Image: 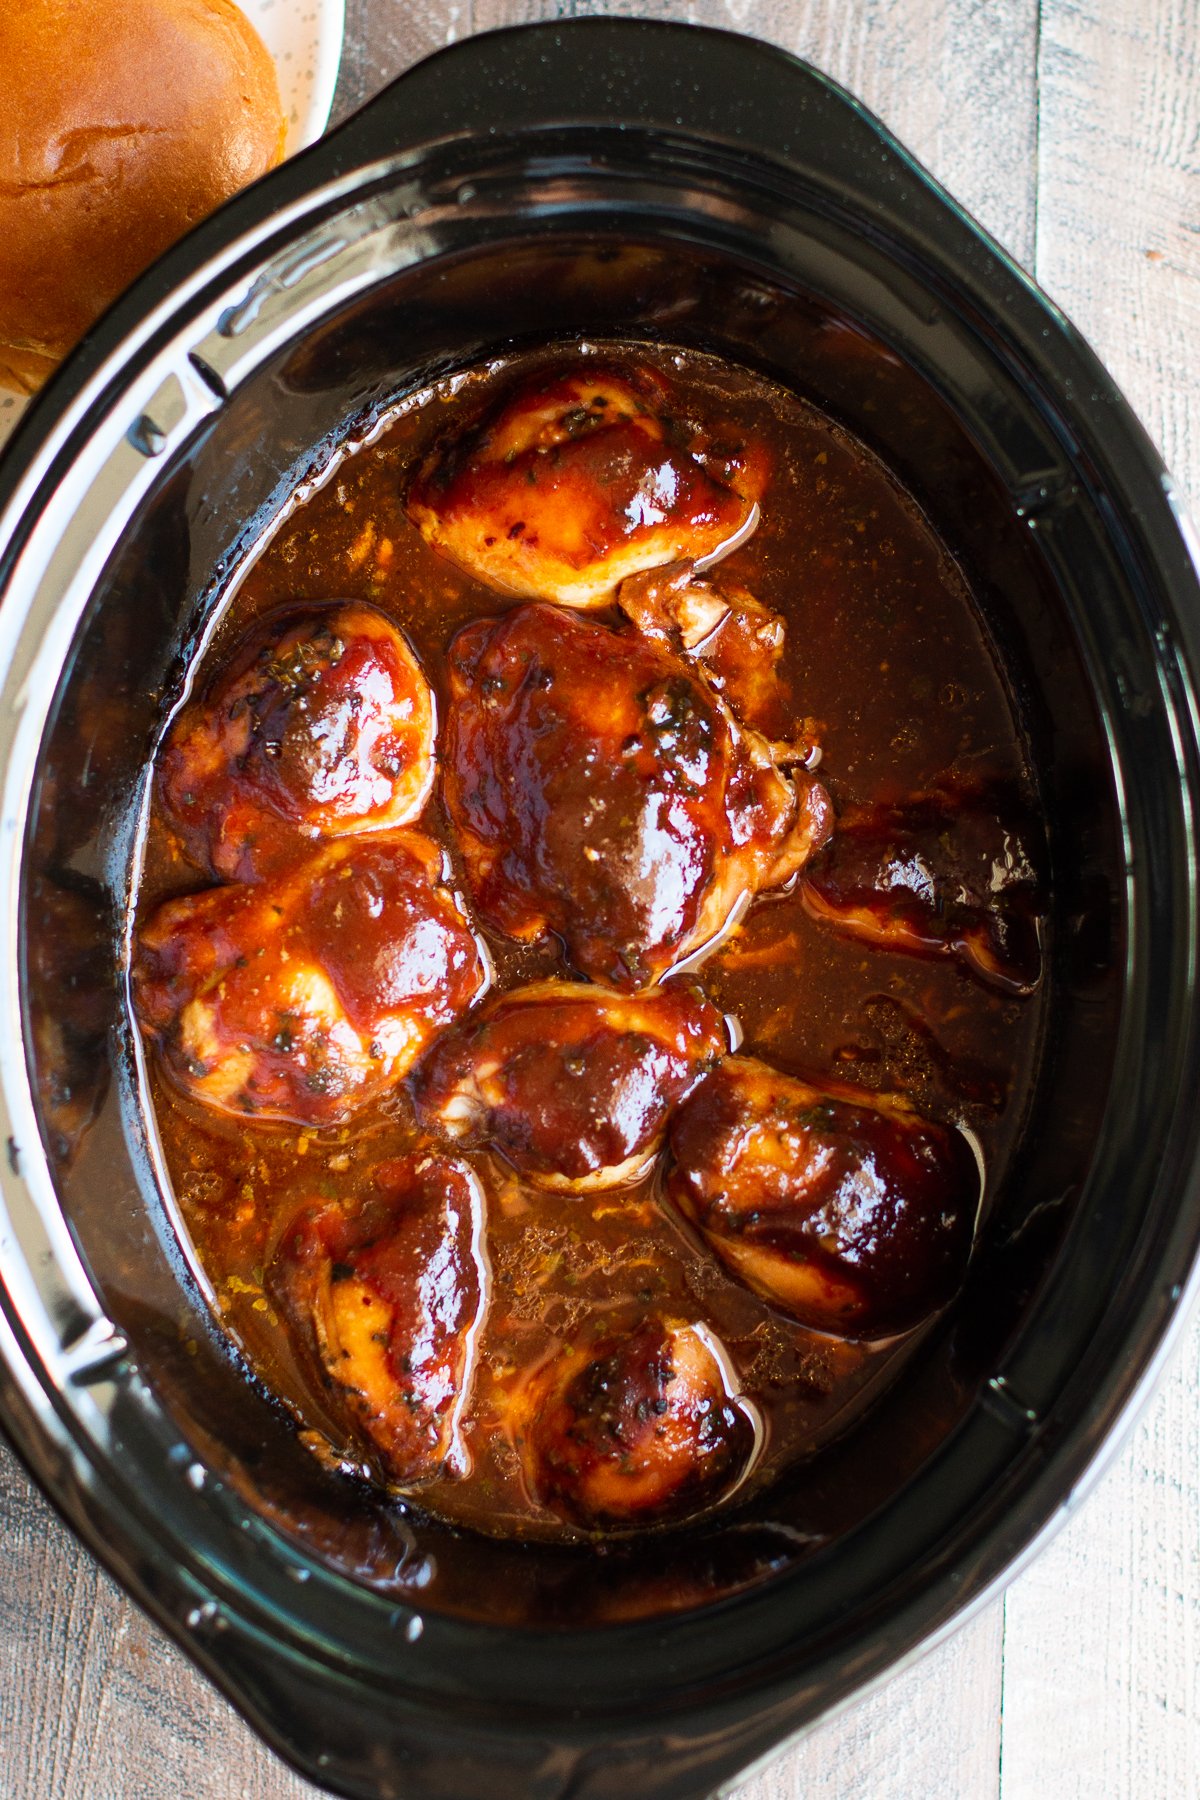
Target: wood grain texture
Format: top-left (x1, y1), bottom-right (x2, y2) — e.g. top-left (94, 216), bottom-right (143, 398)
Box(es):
top-left (1033, 0), bottom-right (1200, 501)
top-left (999, 1317), bottom-right (1200, 1800)
top-left (333, 0), bottom-right (462, 120)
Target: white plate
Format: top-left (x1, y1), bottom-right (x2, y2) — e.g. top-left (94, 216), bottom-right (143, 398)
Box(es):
top-left (243, 0), bottom-right (345, 158)
top-left (0, 0), bottom-right (346, 452)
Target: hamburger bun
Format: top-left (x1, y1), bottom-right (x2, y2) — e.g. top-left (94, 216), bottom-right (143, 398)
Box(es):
top-left (0, 0), bottom-right (286, 392)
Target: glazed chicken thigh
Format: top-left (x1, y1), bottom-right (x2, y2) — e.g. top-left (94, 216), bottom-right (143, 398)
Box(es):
top-left (618, 565), bottom-right (808, 747)
top-left (509, 1314), bottom-right (757, 1528)
top-left (133, 832), bottom-right (488, 1127)
top-left (443, 603), bottom-right (832, 989)
top-left (801, 784), bottom-right (1043, 993)
top-left (407, 365), bottom-right (767, 607)
top-left (412, 980), bottom-right (727, 1190)
top-left (268, 1153), bottom-right (487, 1484)
top-left (158, 603), bottom-right (436, 882)
top-left (666, 1056), bottom-right (981, 1338)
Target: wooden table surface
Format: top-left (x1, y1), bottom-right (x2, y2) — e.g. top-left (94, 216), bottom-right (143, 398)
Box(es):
top-left (2, 2), bottom-right (1199, 1796)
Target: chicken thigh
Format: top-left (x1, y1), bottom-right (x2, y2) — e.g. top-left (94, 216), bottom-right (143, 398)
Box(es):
top-left (133, 832), bottom-right (488, 1127)
top-left (510, 1314), bottom-right (757, 1528)
top-left (443, 603), bottom-right (832, 990)
top-left (268, 1152), bottom-right (487, 1483)
top-left (618, 565), bottom-right (809, 747)
top-left (159, 603), bottom-right (436, 881)
top-left (801, 784), bottom-right (1044, 993)
top-left (407, 364), bottom-right (767, 607)
top-left (666, 1056), bottom-right (980, 1338)
top-left (412, 980), bottom-right (727, 1190)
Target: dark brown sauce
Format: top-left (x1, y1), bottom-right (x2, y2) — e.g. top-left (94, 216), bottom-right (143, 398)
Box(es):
top-left (133, 342), bottom-right (1044, 1542)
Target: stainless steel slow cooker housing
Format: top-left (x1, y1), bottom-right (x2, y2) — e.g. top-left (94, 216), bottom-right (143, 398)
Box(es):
top-left (1, 22), bottom-right (1199, 1800)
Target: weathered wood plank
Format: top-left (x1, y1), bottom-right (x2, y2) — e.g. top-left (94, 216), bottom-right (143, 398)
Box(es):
top-left (332, 0), bottom-right (471, 119)
top-left (999, 1324), bottom-right (1200, 1800)
top-left (1033, 0), bottom-right (1200, 503)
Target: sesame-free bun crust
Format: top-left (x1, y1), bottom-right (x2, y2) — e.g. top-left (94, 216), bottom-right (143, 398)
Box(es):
top-left (0, 0), bottom-right (285, 390)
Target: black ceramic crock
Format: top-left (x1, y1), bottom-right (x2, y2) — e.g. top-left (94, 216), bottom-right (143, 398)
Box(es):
top-left (2, 21), bottom-right (1199, 1800)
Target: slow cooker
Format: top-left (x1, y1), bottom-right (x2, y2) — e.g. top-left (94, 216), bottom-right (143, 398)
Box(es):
top-left (1, 21), bottom-right (1198, 1800)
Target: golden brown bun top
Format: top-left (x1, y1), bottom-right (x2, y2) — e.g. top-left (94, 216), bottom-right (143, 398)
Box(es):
top-left (0, 0), bottom-right (286, 387)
